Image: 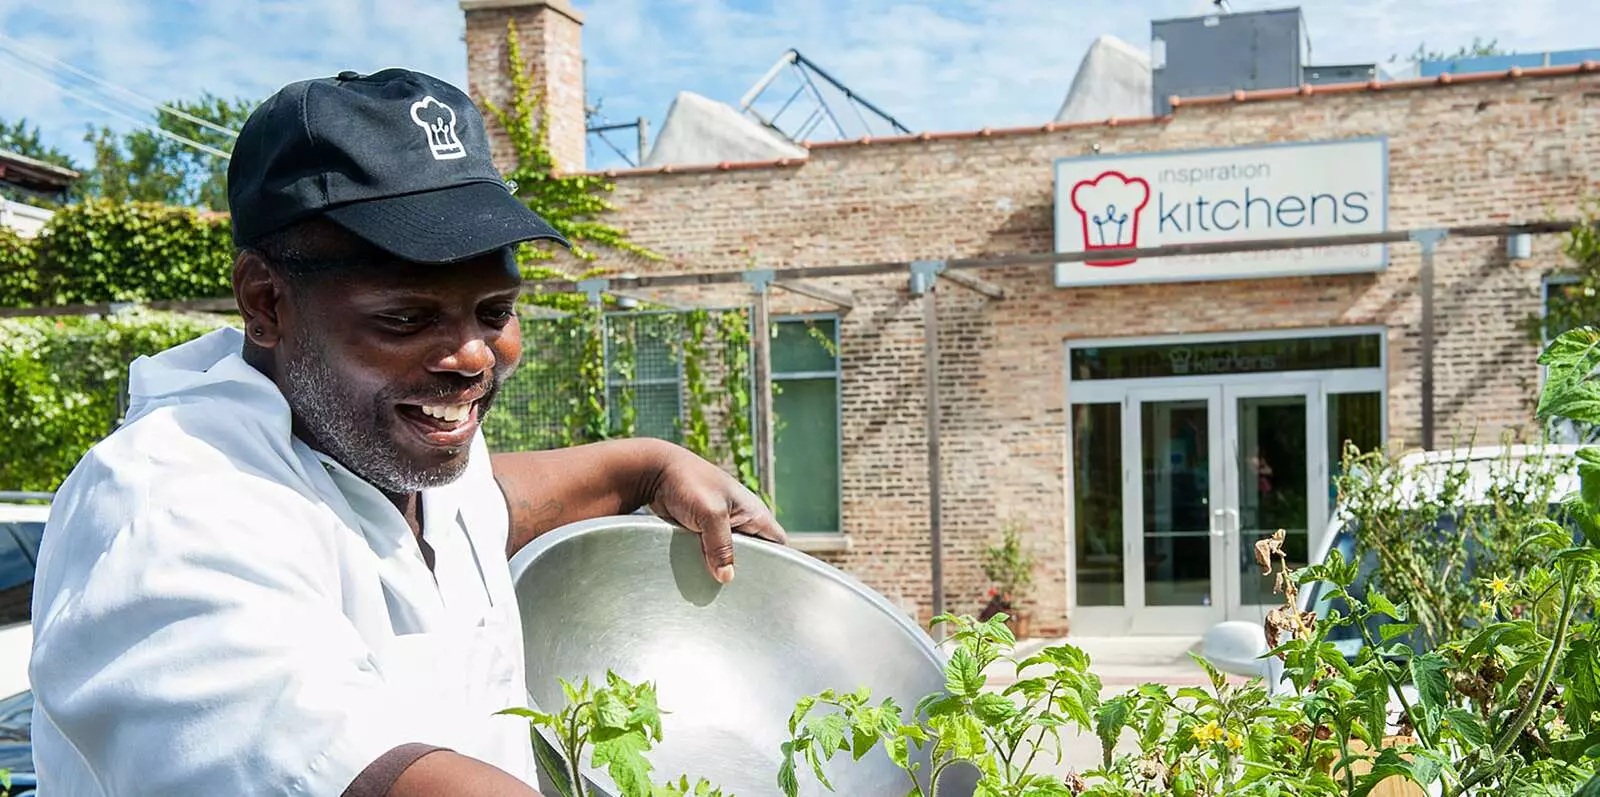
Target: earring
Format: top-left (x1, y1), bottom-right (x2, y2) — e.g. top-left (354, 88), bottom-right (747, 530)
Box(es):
top-left (252, 326), bottom-right (264, 338)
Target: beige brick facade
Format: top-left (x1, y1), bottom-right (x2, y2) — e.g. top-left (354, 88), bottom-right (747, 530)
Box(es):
top-left (461, 0), bottom-right (587, 175)
top-left (466, 28), bottom-right (1599, 635)
top-left (584, 74), bottom-right (1600, 636)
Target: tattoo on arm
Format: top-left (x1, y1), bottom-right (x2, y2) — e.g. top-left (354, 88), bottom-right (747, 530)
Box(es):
top-left (497, 474), bottom-right (565, 555)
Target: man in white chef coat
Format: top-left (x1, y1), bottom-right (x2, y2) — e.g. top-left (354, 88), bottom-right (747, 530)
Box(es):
top-left (28, 68), bottom-right (784, 796)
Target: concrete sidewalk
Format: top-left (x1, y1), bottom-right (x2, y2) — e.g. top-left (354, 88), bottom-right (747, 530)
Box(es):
top-left (985, 634), bottom-right (1224, 690)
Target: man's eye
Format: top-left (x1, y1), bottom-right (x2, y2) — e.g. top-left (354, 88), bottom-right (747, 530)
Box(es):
top-left (378, 312), bottom-right (428, 328)
top-left (481, 307), bottom-right (516, 326)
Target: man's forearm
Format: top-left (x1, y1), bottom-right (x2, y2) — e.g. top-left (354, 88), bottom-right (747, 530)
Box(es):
top-left (343, 745), bottom-right (541, 797)
top-left (491, 438), bottom-right (677, 557)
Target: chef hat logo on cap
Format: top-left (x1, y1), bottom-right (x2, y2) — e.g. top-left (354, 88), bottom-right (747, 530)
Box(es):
top-left (228, 68), bottom-right (569, 264)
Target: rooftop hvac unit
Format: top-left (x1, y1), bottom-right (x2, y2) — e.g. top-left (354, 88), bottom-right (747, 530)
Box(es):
top-left (1151, 6), bottom-right (1304, 116)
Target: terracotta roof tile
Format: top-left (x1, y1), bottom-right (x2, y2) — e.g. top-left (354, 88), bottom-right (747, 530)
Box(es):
top-left (587, 63), bottom-right (1598, 179)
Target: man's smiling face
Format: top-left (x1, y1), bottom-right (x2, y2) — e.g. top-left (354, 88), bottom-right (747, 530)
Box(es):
top-left (258, 223), bottom-right (525, 494)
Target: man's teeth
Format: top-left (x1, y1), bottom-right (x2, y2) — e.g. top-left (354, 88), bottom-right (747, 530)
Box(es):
top-left (420, 403), bottom-right (471, 423)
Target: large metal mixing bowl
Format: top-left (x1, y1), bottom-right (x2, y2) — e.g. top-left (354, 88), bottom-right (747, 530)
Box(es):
top-left (509, 516), bottom-right (977, 797)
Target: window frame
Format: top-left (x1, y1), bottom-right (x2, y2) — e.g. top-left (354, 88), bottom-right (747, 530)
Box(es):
top-left (771, 313), bottom-right (844, 535)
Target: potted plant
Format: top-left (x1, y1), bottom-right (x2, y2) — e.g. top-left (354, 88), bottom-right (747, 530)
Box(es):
top-left (978, 519), bottom-right (1035, 637)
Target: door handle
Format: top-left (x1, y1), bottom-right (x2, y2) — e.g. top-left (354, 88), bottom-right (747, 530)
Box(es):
top-left (1211, 508), bottom-right (1238, 538)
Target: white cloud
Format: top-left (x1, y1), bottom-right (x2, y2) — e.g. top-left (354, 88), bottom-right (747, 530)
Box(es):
top-left (0, 0), bottom-right (1587, 172)
top-left (0, 0), bottom-right (466, 166)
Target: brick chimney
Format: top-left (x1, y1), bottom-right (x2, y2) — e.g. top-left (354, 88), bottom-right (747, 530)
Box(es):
top-left (461, 0), bottom-right (586, 175)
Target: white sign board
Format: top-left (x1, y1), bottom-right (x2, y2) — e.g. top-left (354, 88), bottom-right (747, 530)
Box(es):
top-left (1054, 138), bottom-right (1388, 287)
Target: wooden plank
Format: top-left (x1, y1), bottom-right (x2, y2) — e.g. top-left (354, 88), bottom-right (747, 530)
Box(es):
top-left (940, 270), bottom-right (1006, 299)
top-left (772, 279), bottom-right (854, 310)
top-left (751, 289), bottom-right (776, 503)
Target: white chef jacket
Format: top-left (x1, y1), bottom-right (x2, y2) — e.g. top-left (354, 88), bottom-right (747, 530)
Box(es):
top-left (29, 327), bottom-right (537, 795)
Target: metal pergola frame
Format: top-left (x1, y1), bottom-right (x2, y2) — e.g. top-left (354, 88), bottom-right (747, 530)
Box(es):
top-left (0, 219), bottom-right (1583, 629)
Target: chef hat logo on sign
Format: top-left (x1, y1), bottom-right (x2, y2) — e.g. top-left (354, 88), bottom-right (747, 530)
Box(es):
top-left (410, 96), bottom-right (466, 161)
top-left (1070, 171), bottom-right (1151, 267)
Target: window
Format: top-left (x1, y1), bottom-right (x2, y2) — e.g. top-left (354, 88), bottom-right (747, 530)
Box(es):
top-left (1072, 403), bottom-right (1123, 606)
top-left (1070, 333), bottom-right (1382, 381)
top-left (772, 317), bottom-right (842, 533)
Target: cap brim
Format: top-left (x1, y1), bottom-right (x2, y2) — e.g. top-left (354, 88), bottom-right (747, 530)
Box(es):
top-left (322, 180), bottom-right (570, 264)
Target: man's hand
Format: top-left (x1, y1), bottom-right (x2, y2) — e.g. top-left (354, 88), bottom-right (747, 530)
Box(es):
top-left (642, 445), bottom-right (786, 583)
top-left (492, 439), bottom-right (787, 580)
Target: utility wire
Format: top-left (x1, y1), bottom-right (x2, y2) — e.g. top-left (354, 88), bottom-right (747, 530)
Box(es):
top-left (0, 32), bottom-right (239, 139)
top-left (0, 52), bottom-right (231, 159)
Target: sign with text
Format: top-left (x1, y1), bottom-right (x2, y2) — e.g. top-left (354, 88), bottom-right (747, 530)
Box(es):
top-left (1053, 138), bottom-right (1388, 287)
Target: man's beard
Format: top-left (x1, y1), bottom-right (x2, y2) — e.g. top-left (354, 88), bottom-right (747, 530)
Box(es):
top-left (280, 340), bottom-right (501, 494)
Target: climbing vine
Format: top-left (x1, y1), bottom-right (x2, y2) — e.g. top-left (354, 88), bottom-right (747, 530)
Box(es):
top-left (559, 306), bottom-right (609, 447)
top-left (479, 19), bottom-right (656, 264)
top-left (609, 314), bottom-right (637, 440)
top-left (717, 309), bottom-right (761, 498)
top-left (678, 310), bottom-right (715, 460)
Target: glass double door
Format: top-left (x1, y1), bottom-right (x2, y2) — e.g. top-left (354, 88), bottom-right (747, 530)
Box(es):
top-left (1123, 382), bottom-right (1322, 634)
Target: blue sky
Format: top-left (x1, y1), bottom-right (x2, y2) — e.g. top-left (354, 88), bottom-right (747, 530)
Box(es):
top-left (0, 0), bottom-right (1594, 173)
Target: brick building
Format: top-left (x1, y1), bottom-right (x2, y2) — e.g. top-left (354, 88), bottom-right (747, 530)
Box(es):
top-left (462, 1), bottom-right (1600, 636)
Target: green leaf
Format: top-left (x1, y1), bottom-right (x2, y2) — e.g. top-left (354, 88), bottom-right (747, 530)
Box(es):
top-left (532, 729), bottom-right (575, 797)
top-left (1095, 695), bottom-right (1132, 766)
top-left (917, 692), bottom-right (961, 719)
top-left (1352, 748), bottom-right (1417, 797)
top-left (851, 724), bottom-right (878, 761)
top-left (807, 743), bottom-right (835, 791)
top-left (1410, 652), bottom-right (1450, 717)
top-left (1368, 591), bottom-right (1404, 621)
top-left (972, 692), bottom-right (1020, 725)
top-left (1055, 687), bottom-right (1093, 728)
top-left (1380, 623), bottom-right (1417, 642)
top-left (1556, 546), bottom-right (1600, 578)
top-left (1562, 638), bottom-right (1600, 733)
top-left (592, 728), bottom-right (654, 797)
top-left (1576, 449), bottom-right (1600, 511)
top-left (1190, 651), bottom-right (1227, 691)
top-left (885, 733), bottom-right (911, 770)
top-left (777, 741), bottom-right (800, 797)
top-left (808, 712), bottom-right (850, 755)
top-left (945, 647), bottom-right (985, 698)
top-left (593, 690), bottom-right (630, 730)
top-left (1442, 707), bottom-right (1489, 747)
top-left (1140, 700), bottom-right (1168, 750)
top-left (1538, 328), bottom-right (1600, 424)
top-left (789, 695), bottom-right (817, 735)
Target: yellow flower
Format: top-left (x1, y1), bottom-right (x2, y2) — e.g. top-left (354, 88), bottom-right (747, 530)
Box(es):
top-left (1191, 720), bottom-right (1224, 744)
top-left (1490, 576), bottom-right (1511, 596)
top-left (1224, 731), bottom-right (1245, 752)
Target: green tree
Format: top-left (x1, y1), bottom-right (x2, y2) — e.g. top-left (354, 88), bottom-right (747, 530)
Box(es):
top-left (0, 116), bottom-right (80, 206)
top-left (81, 92), bottom-right (256, 211)
top-left (1394, 37), bottom-right (1510, 64)
top-left (0, 117), bottom-right (77, 170)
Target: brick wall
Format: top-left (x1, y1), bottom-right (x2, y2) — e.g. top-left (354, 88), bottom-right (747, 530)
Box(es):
top-left (461, 0), bottom-right (586, 174)
top-left (557, 75), bottom-right (1600, 635)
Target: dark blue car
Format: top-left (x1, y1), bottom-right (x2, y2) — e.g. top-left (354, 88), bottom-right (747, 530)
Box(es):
top-left (0, 501), bottom-right (49, 797)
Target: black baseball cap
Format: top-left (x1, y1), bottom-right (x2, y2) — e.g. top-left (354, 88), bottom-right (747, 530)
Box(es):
top-left (228, 68), bottom-right (569, 263)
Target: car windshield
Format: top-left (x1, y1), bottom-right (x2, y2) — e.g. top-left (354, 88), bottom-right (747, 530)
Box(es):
top-left (0, 521), bottom-right (43, 627)
top-left (1304, 504), bottom-right (1576, 658)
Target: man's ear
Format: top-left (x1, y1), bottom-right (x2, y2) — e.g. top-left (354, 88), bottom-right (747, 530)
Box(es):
top-left (233, 249), bottom-right (290, 348)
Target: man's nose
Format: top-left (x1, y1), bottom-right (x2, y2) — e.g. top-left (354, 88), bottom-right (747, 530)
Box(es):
top-left (432, 332), bottom-right (496, 376)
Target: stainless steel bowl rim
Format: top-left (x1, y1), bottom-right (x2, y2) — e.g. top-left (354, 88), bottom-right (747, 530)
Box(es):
top-left (508, 514), bottom-right (950, 795)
